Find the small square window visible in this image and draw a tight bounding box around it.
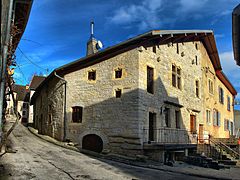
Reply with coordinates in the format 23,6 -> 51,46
115,89 -> 122,98
88,71 -> 96,80
115,69 -> 122,79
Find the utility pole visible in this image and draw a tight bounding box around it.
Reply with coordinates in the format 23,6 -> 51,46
0,0 -> 14,144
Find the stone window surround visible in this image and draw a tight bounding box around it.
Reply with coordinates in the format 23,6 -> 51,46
195,79 -> 200,98
227,95 -> 231,111
88,69 -> 96,81
218,86 -> 224,104
147,65 -> 154,94
172,64 -> 182,90
71,106 -> 83,123
206,109 -> 211,125
114,68 -> 123,79
208,78 -> 214,95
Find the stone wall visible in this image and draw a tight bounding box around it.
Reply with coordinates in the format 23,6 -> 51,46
34,77 -> 64,141
201,44 -> 235,138
138,41 -> 203,143
64,49 -> 142,155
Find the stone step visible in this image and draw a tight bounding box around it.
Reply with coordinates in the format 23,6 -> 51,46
218,160 -> 237,165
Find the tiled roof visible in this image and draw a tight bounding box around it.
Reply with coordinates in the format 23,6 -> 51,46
29,75 -> 46,90
13,84 -> 30,101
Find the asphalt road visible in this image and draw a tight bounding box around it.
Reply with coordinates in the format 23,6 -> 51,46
0,122 -> 208,180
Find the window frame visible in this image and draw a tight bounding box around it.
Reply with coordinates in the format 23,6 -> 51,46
172,64 -> 181,90
208,79 -> 214,94
147,66 -> 154,94
195,80 -> 200,98
227,96 -> 231,111
206,109 -> 211,124
72,106 -> 83,123
88,70 -> 96,81
115,68 -> 122,79
219,87 -> 224,104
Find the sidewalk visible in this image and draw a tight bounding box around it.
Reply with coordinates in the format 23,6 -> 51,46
28,126 -> 240,180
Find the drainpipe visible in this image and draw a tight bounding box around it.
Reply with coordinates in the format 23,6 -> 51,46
54,71 -> 67,141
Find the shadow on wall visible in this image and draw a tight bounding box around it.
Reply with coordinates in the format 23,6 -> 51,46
63,76 -> 198,155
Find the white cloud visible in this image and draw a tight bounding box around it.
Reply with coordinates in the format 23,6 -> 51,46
219,51 -> 240,89
110,0 -> 163,29
179,0 -> 209,12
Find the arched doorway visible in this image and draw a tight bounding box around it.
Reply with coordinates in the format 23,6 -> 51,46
82,134 -> 103,153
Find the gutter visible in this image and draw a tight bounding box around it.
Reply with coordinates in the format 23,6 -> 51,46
54,72 -> 67,141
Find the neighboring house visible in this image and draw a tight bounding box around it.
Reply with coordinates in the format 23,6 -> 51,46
233,4 -> 240,65
234,110 -> 240,137
31,30 -> 237,162
13,85 -> 30,123
28,75 -> 46,125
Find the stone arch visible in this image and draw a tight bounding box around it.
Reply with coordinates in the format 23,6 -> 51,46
79,130 -> 109,151
82,134 -> 103,153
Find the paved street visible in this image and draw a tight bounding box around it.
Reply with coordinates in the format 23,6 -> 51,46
0,123 -> 208,180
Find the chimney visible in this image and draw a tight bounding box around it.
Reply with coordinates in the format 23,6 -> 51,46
86,21 -> 98,56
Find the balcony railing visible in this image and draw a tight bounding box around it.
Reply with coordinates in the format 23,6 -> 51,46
143,128 -> 198,144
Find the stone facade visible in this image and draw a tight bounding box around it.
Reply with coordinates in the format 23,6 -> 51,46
32,31 -> 236,161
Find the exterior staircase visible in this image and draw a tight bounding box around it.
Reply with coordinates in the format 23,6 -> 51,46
196,138 -> 240,168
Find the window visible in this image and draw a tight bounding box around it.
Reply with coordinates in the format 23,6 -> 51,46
22,111 -> 26,116
88,71 -> 96,80
196,80 -> 199,98
164,108 -> 170,128
213,109 -> 221,126
23,103 -> 27,108
115,89 -> 122,98
224,119 -> 229,131
227,96 -> 231,111
153,46 -> 157,53
149,112 -> 156,141
219,87 -> 224,104
72,106 -> 83,123
175,110 -> 180,129
195,56 -> 198,65
208,79 -> 213,94
172,64 -> 181,89
176,43 -> 179,54
147,66 -> 154,94
115,68 -> 122,79
195,43 -> 198,50
206,109 -> 211,124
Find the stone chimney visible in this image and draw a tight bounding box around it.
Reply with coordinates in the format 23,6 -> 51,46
86,21 -> 98,56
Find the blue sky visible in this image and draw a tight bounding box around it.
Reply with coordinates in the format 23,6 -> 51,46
15,0 -> 240,103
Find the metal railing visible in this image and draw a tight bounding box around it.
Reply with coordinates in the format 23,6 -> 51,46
143,128 -> 198,144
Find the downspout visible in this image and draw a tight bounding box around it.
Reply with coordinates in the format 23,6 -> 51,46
54,71 -> 67,141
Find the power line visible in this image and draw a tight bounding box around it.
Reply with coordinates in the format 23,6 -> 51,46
17,47 -> 48,73
15,62 -> 28,83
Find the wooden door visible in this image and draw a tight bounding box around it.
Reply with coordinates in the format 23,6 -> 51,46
190,115 -> 196,133
199,124 -> 204,143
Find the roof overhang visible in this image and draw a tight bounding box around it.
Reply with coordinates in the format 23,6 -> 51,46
12,0 -> 33,50
216,70 -> 237,96
31,30 -> 230,104
232,4 -> 240,66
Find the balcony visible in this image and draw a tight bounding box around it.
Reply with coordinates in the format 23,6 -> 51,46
143,127 -> 198,145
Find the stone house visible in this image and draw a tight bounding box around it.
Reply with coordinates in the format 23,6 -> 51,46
31,30 -> 237,162
7,84 -> 30,123
28,75 -> 46,125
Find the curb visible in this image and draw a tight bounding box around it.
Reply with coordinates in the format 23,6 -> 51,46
27,127 -> 234,180
28,127 -> 79,152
